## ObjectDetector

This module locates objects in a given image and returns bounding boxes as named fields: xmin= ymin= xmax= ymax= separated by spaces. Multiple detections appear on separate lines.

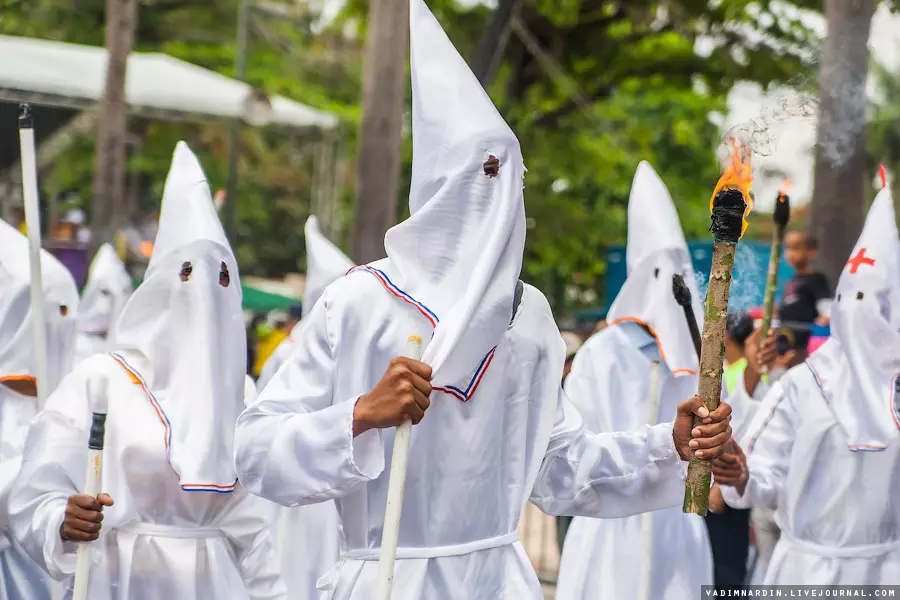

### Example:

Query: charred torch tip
xmin=773 ymin=191 xmax=791 ymax=228
xmin=671 ymin=274 xmax=692 ymax=307
xmin=710 ymin=188 xmax=746 ymax=244
xmin=18 ymin=104 xmax=32 ymax=129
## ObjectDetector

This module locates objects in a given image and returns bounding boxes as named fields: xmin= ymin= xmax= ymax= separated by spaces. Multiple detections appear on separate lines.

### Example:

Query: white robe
xmin=722 ymin=363 xmax=900 ymax=584
xmin=0 ymin=386 xmax=51 ymax=599
xmin=555 ymin=323 xmax=712 ymax=599
xmin=235 ymin=277 xmax=691 ymax=600
xmin=256 ymin=340 xmax=343 ymax=600
xmin=9 ymin=353 xmax=286 ymax=600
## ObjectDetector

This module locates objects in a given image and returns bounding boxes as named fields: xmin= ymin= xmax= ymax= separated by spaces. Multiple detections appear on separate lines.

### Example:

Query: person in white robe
xmin=9 ymin=143 xmax=286 ymax=600
xmin=74 ymin=243 xmax=133 ymax=364
xmin=0 ymin=218 xmax=80 ymax=600
xmin=256 ymin=215 xmax=354 ymax=392
xmin=259 ymin=214 xmax=352 ymax=600
xmin=714 ymin=187 xmax=900 ymax=585
xmin=555 ymin=161 xmax=713 ymax=600
xmin=234 ymin=4 xmax=733 ymax=599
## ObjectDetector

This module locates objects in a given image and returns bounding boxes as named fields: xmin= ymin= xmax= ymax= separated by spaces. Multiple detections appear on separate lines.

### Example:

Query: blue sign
xmin=581 ymin=241 xmax=795 ymax=322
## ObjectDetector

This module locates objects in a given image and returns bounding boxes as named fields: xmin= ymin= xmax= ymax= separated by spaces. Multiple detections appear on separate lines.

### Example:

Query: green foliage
xmin=1 ymin=0 xmax=820 ymax=313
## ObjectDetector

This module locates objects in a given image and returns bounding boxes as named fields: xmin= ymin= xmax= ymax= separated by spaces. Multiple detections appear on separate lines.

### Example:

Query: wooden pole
xmin=351 ymin=0 xmax=409 ymax=264
xmin=91 ymin=0 xmax=138 ymax=255
xmin=759 ymin=192 xmax=791 ymax=341
xmin=683 ymin=188 xmax=746 ymax=516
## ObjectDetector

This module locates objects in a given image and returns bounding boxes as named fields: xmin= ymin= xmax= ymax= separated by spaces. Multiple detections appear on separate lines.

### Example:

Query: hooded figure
xmin=719 ymin=188 xmax=900 ymax=584
xmin=0 ymin=218 xmax=79 ymax=600
xmin=234 ymin=6 xmax=732 ymax=600
xmin=74 ymin=243 xmax=133 ymax=364
xmin=255 ymin=215 xmax=351 ymax=600
xmin=9 ymin=143 xmax=285 ymax=600
xmin=556 ymin=161 xmax=712 ymax=600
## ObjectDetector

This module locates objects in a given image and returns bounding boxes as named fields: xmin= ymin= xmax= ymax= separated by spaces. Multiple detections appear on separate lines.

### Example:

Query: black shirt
xmin=779 ymin=272 xmax=831 ymax=323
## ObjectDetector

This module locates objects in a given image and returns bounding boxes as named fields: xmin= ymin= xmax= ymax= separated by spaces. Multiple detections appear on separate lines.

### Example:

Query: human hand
xmin=60 ymin=493 xmax=115 ymax=542
xmin=673 ymin=397 xmax=732 ymax=462
xmin=353 ymin=357 xmax=432 ymax=437
xmin=712 ymin=440 xmax=748 ymax=495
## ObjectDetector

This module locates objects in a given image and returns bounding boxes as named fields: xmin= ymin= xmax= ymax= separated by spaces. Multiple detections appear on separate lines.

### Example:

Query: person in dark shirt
xmin=780 ymin=231 xmax=832 ymax=325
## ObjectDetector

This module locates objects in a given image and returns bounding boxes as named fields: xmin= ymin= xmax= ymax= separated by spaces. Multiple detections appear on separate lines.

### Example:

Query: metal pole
xmin=224 ymin=0 xmax=251 ymax=243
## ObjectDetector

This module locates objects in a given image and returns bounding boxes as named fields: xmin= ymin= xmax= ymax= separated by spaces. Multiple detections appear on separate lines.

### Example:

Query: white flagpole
xmin=18 ymin=104 xmax=50 ymax=409
xmin=376 ymin=335 xmax=423 ymax=600
xmin=638 ymin=360 xmax=662 ymax=600
xmin=72 ymin=407 xmax=108 ymax=600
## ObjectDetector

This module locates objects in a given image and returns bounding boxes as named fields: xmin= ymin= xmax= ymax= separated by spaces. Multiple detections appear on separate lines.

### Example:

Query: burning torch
xmin=758 ymin=180 xmax=792 ymax=351
xmin=683 ymin=139 xmax=753 ymax=516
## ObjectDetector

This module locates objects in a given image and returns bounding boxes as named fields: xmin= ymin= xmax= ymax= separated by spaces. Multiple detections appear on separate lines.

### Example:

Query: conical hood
xmin=607 ymin=161 xmax=703 ymax=375
xmin=0 ymin=219 xmax=79 ymax=391
xmin=113 ymin=142 xmax=246 ymax=491
xmin=148 ymin=141 xmax=229 ymax=275
xmin=303 ymin=216 xmax=354 ymax=318
xmin=355 ymin=0 xmax=527 ymax=398
xmin=79 ymin=243 xmax=133 ymax=336
xmin=807 ymin=188 xmax=900 ymax=450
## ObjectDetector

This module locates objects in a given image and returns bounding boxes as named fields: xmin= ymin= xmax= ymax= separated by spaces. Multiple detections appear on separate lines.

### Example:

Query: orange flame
xmin=140 ymin=241 xmax=154 ymax=259
xmin=709 ymin=138 xmax=754 ymax=236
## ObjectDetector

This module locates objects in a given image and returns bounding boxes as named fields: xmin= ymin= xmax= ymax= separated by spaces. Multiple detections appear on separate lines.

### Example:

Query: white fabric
xmin=366 ymin=0 xmax=527 ymax=391
xmin=721 ymin=364 xmax=900 ymax=584
xmin=606 ymin=162 xmax=703 ymax=376
xmin=555 ymin=323 xmax=712 ymax=599
xmin=0 ymin=219 xmax=79 ymax=390
xmin=302 ymin=216 xmax=354 ymax=319
xmin=8 ymin=355 xmax=286 ymax=599
xmin=0 ymin=386 xmax=52 ymax=599
xmin=0 ymin=35 xmax=337 ymax=129
xmin=235 ymin=279 xmax=690 ymax=599
xmin=0 ymin=219 xmax=79 ymax=600
xmin=805 ymin=189 xmax=900 ymax=450
xmin=75 ymin=244 xmax=132 ymax=364
xmin=112 ymin=142 xmax=246 ymax=491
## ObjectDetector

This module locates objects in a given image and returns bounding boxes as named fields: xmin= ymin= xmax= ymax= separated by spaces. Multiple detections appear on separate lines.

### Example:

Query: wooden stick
xmin=376 ymin=335 xmax=424 ymax=600
xmin=759 ymin=191 xmax=791 ymax=354
xmin=72 ymin=411 xmax=108 ymax=600
xmin=683 ymin=188 xmax=746 ymax=516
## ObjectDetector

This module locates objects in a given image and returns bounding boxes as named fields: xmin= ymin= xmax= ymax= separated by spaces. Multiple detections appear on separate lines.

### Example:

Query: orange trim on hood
xmin=0 ymin=375 xmax=37 ymax=383
xmin=607 ymin=316 xmax=698 ymax=376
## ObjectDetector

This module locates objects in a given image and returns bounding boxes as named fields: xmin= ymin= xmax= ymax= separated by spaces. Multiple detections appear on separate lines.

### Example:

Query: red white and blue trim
xmin=349 ymin=265 xmax=496 ymax=402
xmin=805 ymin=360 xmax=887 ymax=453
xmin=348 ymin=265 xmax=439 ymax=327
xmin=109 ymin=352 xmax=237 ymax=493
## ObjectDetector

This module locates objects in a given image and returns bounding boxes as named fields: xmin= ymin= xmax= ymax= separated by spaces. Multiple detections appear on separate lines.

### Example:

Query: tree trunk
xmin=809 ymin=0 xmax=876 ymax=287
xmin=471 ymin=0 xmax=524 ymax=87
xmin=351 ymin=0 xmax=409 ymax=264
xmin=91 ymin=0 xmax=138 ymax=254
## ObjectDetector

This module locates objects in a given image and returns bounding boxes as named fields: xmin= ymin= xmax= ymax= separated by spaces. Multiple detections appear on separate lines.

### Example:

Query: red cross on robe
xmin=847 ymin=248 xmax=876 ymax=274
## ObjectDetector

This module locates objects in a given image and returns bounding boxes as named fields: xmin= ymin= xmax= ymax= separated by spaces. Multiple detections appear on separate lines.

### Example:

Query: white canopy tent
xmin=0 ymin=35 xmax=338 ymax=129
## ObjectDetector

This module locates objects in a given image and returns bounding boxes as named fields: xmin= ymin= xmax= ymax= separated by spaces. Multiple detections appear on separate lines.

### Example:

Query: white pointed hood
xmin=353 ymin=0 xmax=526 ymax=399
xmin=113 ymin=142 xmax=246 ymax=492
xmin=606 ymin=161 xmax=703 ymax=375
xmin=806 ymin=188 xmax=900 ymax=450
xmin=79 ymin=243 xmax=132 ymax=337
xmin=0 ymin=219 xmax=79 ymax=392
xmin=302 ymin=216 xmax=353 ymax=318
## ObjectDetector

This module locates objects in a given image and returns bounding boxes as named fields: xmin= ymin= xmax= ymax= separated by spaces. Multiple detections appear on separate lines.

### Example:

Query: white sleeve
xmin=9 ymin=366 xmax=96 ymax=581
xmin=219 ymin=487 xmax=288 ymax=599
xmin=0 ymin=423 xmax=29 ymax=532
xmin=234 ymin=295 xmax=385 ymax=507
xmin=561 ymin=342 xmax=612 ymax=434
xmin=256 ymin=339 xmax=294 ymax=394
xmin=530 ymin=386 xmax=686 ymax=519
xmin=721 ymin=380 xmax=794 ymax=510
